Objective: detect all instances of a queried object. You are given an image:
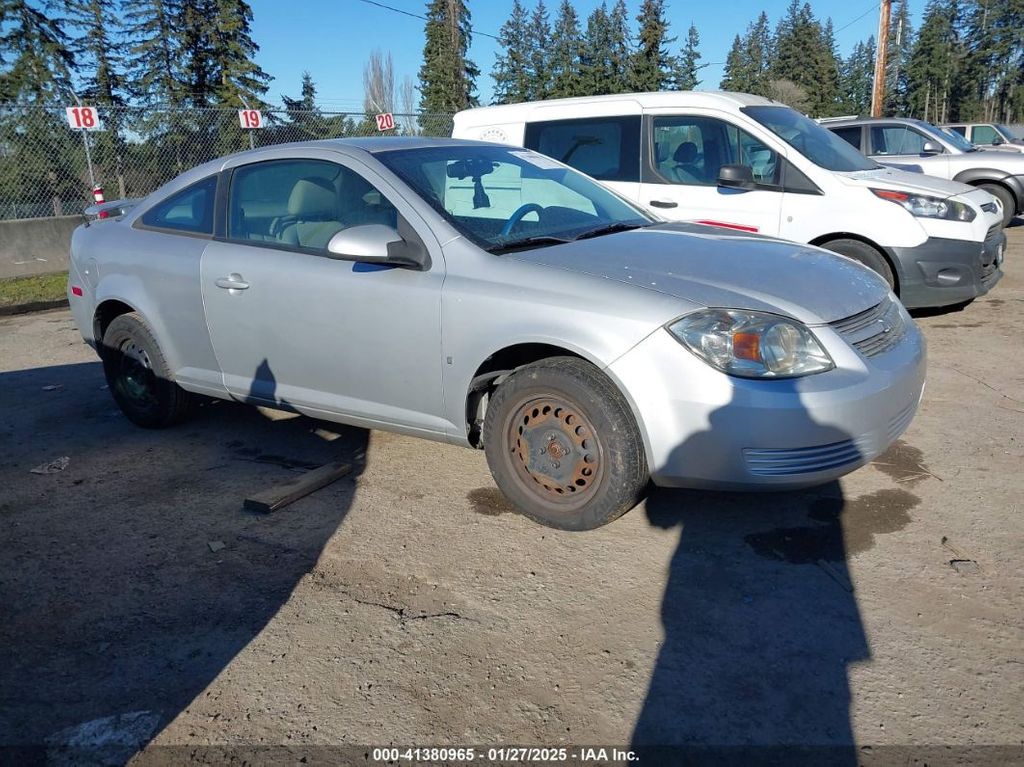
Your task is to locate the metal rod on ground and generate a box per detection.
[871,0,892,117]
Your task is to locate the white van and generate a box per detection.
[453,91,1005,309]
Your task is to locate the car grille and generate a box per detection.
[830,297,906,358]
[743,440,863,476]
[743,402,917,477]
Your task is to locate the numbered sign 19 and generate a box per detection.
[66,106,103,131]
[375,112,396,132]
[238,109,264,129]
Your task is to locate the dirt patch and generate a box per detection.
[467,486,517,516]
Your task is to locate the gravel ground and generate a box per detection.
[1,228,1022,765]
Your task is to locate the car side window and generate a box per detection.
[651,116,781,189]
[948,125,967,136]
[140,175,217,235]
[227,159,398,253]
[972,125,998,144]
[523,116,640,182]
[831,127,862,150]
[871,126,929,155]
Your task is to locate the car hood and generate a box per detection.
[506,223,890,325]
[945,150,1024,172]
[835,165,974,198]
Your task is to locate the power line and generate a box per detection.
[835,2,881,34]
[354,0,501,41]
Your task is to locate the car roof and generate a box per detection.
[455,90,780,124]
[821,116,928,128]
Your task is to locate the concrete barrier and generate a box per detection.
[0,216,81,279]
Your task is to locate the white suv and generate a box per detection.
[453,91,1004,310]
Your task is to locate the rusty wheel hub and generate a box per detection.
[508,397,602,505]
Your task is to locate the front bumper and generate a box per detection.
[886,229,1005,309]
[606,313,927,490]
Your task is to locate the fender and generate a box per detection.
[953,168,1024,212]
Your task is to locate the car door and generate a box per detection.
[637,112,784,235]
[200,151,449,435]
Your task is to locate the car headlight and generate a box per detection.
[668,309,834,378]
[871,188,976,222]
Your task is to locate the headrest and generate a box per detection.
[674,141,698,163]
[287,177,336,218]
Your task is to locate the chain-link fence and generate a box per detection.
[0,105,454,221]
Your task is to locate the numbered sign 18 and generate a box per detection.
[238,109,264,129]
[66,106,102,131]
[375,112,396,132]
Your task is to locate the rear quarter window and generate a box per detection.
[523,116,641,182]
[139,175,217,235]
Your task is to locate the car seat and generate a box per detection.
[279,178,345,249]
[671,142,702,184]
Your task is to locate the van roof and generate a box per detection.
[455,91,780,126]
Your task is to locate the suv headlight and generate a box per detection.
[668,309,834,378]
[871,188,976,222]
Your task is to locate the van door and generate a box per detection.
[638,112,784,236]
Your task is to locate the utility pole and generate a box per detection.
[871,0,892,117]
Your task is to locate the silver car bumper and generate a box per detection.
[607,309,927,490]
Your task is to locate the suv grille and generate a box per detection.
[830,297,906,358]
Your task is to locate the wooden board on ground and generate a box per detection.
[243,461,352,513]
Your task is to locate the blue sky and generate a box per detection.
[250,0,912,111]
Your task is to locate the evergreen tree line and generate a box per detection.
[490,0,701,103]
[719,0,1022,122]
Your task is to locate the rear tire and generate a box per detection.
[482,357,648,531]
[101,312,194,428]
[978,183,1015,227]
[820,238,895,290]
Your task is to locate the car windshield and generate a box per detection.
[919,121,976,152]
[996,124,1021,140]
[741,106,879,172]
[374,145,654,253]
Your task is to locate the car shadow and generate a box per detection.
[628,381,916,763]
[0,358,367,763]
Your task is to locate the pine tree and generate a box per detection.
[178,0,216,107]
[210,0,270,109]
[548,0,583,97]
[720,35,749,91]
[492,0,531,104]
[745,12,773,95]
[527,0,551,100]
[885,0,914,115]
[607,0,630,91]
[839,36,875,114]
[580,3,612,94]
[418,0,478,114]
[123,0,184,105]
[0,0,76,102]
[905,0,963,122]
[670,23,700,90]
[628,0,677,92]
[67,0,124,104]
[771,2,839,114]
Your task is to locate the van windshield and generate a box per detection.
[742,106,879,172]
[375,144,654,253]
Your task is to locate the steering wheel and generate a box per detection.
[500,203,545,237]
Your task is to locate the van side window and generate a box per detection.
[832,127,862,150]
[523,116,640,182]
[650,116,781,188]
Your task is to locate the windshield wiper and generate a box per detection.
[572,221,646,241]
[486,235,574,254]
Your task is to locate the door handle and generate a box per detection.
[649,199,678,209]
[215,274,249,290]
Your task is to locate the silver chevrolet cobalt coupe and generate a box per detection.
[69,138,926,530]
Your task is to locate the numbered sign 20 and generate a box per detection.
[238,109,264,129]
[65,106,103,131]
[375,112,396,132]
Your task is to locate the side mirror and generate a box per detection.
[717,164,756,190]
[326,224,403,263]
[921,141,943,155]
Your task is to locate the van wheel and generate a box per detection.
[820,238,895,290]
[483,357,648,531]
[101,312,194,428]
[978,183,1015,227]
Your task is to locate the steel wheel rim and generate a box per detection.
[505,395,604,511]
[115,340,157,408]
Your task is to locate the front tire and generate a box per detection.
[101,312,194,428]
[978,183,1015,227]
[483,357,648,531]
[820,238,895,290]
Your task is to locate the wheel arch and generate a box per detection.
[93,298,138,347]
[810,232,902,293]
